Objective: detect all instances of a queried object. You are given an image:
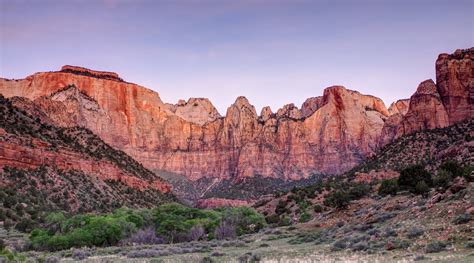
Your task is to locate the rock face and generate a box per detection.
[387,99,410,115]
[436,48,474,125]
[380,48,473,145]
[1,48,471,183]
[165,98,221,125]
[0,69,389,180]
[0,95,171,193]
[301,96,324,118]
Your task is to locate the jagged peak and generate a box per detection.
[170,97,221,126]
[388,99,410,116]
[301,96,324,118]
[414,79,439,96]
[276,103,303,120]
[60,65,124,82]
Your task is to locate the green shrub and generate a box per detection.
[15,218,35,233]
[299,212,311,223]
[414,181,430,197]
[433,169,453,189]
[265,214,280,224]
[348,183,371,200]
[278,216,291,226]
[378,179,399,196]
[313,204,323,213]
[452,214,471,225]
[425,240,448,253]
[439,160,464,178]
[398,165,432,192]
[324,191,350,209]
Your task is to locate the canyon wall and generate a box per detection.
[1,48,472,182]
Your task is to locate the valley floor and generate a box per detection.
[2,226,473,263]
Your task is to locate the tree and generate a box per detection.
[398,165,432,192]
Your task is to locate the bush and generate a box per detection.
[433,169,453,189]
[348,183,371,200]
[120,227,166,245]
[15,218,35,233]
[398,165,432,192]
[406,227,424,239]
[452,214,471,225]
[324,191,350,209]
[313,204,323,213]
[425,240,448,253]
[299,212,311,223]
[439,160,464,178]
[265,215,280,224]
[214,219,236,240]
[378,179,399,196]
[72,249,91,260]
[414,181,430,197]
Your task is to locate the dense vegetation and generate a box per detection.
[0,166,175,230]
[350,120,473,174]
[27,203,266,251]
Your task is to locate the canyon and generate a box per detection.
[0,48,472,193]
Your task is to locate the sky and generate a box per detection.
[1,0,472,114]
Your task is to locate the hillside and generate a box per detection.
[0,94,175,228]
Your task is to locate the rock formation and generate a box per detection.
[380,48,473,145]
[1,48,472,184]
[0,69,390,180]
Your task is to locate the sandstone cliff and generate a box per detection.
[1,48,472,185]
[0,94,173,212]
[380,48,473,145]
[0,69,389,180]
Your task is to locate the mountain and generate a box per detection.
[0,94,174,225]
[379,48,473,145]
[0,48,472,203]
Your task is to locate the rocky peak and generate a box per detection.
[60,65,124,82]
[301,96,324,118]
[435,47,473,125]
[225,96,257,124]
[414,79,440,97]
[275,103,303,120]
[388,99,410,116]
[172,97,221,125]
[259,106,274,122]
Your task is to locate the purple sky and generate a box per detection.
[1,0,472,114]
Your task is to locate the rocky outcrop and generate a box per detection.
[0,69,390,180]
[60,65,123,81]
[387,99,410,115]
[380,48,473,145]
[436,48,474,125]
[166,98,221,125]
[301,96,324,118]
[2,48,470,184]
[396,79,449,136]
[0,95,172,194]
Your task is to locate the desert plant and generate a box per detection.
[214,219,236,240]
[378,179,399,196]
[414,181,430,196]
[120,227,165,245]
[425,240,448,253]
[406,227,424,239]
[313,204,323,213]
[324,190,350,209]
[398,165,432,192]
[452,214,471,225]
